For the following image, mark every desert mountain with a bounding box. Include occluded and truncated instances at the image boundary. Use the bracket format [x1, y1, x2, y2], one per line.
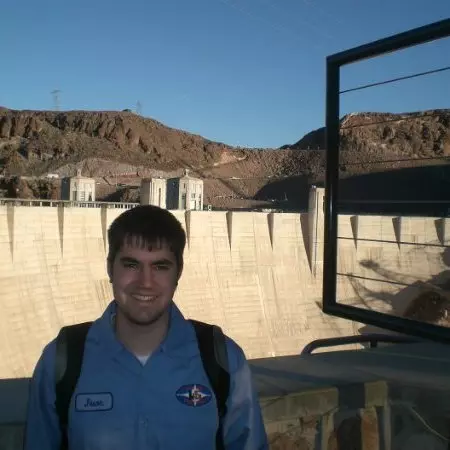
[0, 108, 449, 212]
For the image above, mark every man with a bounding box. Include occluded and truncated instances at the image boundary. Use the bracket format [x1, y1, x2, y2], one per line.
[24, 205, 268, 449]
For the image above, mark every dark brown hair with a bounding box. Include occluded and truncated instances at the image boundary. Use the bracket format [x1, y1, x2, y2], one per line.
[107, 205, 186, 275]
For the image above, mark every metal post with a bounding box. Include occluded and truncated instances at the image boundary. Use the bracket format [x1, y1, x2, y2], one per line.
[322, 60, 340, 312]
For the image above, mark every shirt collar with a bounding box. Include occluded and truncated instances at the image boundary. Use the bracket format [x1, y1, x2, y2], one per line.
[92, 300, 198, 359]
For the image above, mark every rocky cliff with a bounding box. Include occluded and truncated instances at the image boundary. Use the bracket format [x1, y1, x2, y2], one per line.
[0, 108, 449, 211]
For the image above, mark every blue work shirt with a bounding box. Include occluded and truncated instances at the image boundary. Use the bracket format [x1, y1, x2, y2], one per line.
[24, 301, 269, 449]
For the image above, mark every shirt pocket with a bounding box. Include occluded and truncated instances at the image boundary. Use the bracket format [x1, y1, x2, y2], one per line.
[157, 402, 219, 449]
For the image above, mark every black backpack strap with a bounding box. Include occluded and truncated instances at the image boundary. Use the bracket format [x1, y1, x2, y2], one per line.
[55, 322, 92, 450]
[191, 320, 230, 450]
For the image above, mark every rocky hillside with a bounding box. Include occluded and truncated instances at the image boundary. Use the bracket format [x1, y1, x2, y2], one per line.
[0, 107, 449, 211]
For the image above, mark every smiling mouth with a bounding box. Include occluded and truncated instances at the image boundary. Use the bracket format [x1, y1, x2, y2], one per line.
[132, 294, 157, 302]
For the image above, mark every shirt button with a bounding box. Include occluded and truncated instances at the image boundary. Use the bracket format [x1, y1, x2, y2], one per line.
[140, 418, 148, 427]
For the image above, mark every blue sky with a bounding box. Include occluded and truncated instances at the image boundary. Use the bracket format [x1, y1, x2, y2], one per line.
[0, 0, 448, 148]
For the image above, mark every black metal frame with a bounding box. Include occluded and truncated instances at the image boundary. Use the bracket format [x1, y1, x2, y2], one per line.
[300, 333, 421, 355]
[323, 18, 450, 343]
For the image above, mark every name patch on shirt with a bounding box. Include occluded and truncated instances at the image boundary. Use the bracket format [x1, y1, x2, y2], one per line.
[176, 384, 212, 407]
[75, 393, 113, 412]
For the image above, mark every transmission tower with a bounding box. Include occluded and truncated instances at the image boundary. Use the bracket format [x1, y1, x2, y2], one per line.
[136, 101, 142, 115]
[51, 89, 61, 111]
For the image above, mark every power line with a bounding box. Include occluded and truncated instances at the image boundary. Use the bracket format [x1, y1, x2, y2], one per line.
[301, 0, 345, 26]
[340, 65, 450, 94]
[217, 0, 325, 50]
[260, 0, 335, 41]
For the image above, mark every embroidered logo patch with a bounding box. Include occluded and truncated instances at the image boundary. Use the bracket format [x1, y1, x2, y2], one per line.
[75, 393, 113, 412]
[175, 384, 212, 407]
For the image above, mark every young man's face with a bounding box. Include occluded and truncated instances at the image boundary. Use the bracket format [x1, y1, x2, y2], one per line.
[108, 237, 180, 327]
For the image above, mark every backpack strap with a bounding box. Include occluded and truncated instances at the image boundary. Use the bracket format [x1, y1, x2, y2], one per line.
[55, 322, 92, 450]
[190, 320, 230, 450]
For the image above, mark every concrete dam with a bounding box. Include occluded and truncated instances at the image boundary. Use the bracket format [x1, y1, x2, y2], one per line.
[1, 187, 449, 379]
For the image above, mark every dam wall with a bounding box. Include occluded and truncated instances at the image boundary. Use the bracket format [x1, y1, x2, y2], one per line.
[0, 190, 449, 379]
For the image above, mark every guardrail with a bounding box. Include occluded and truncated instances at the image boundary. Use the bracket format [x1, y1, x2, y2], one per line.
[301, 333, 422, 355]
[0, 198, 139, 209]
